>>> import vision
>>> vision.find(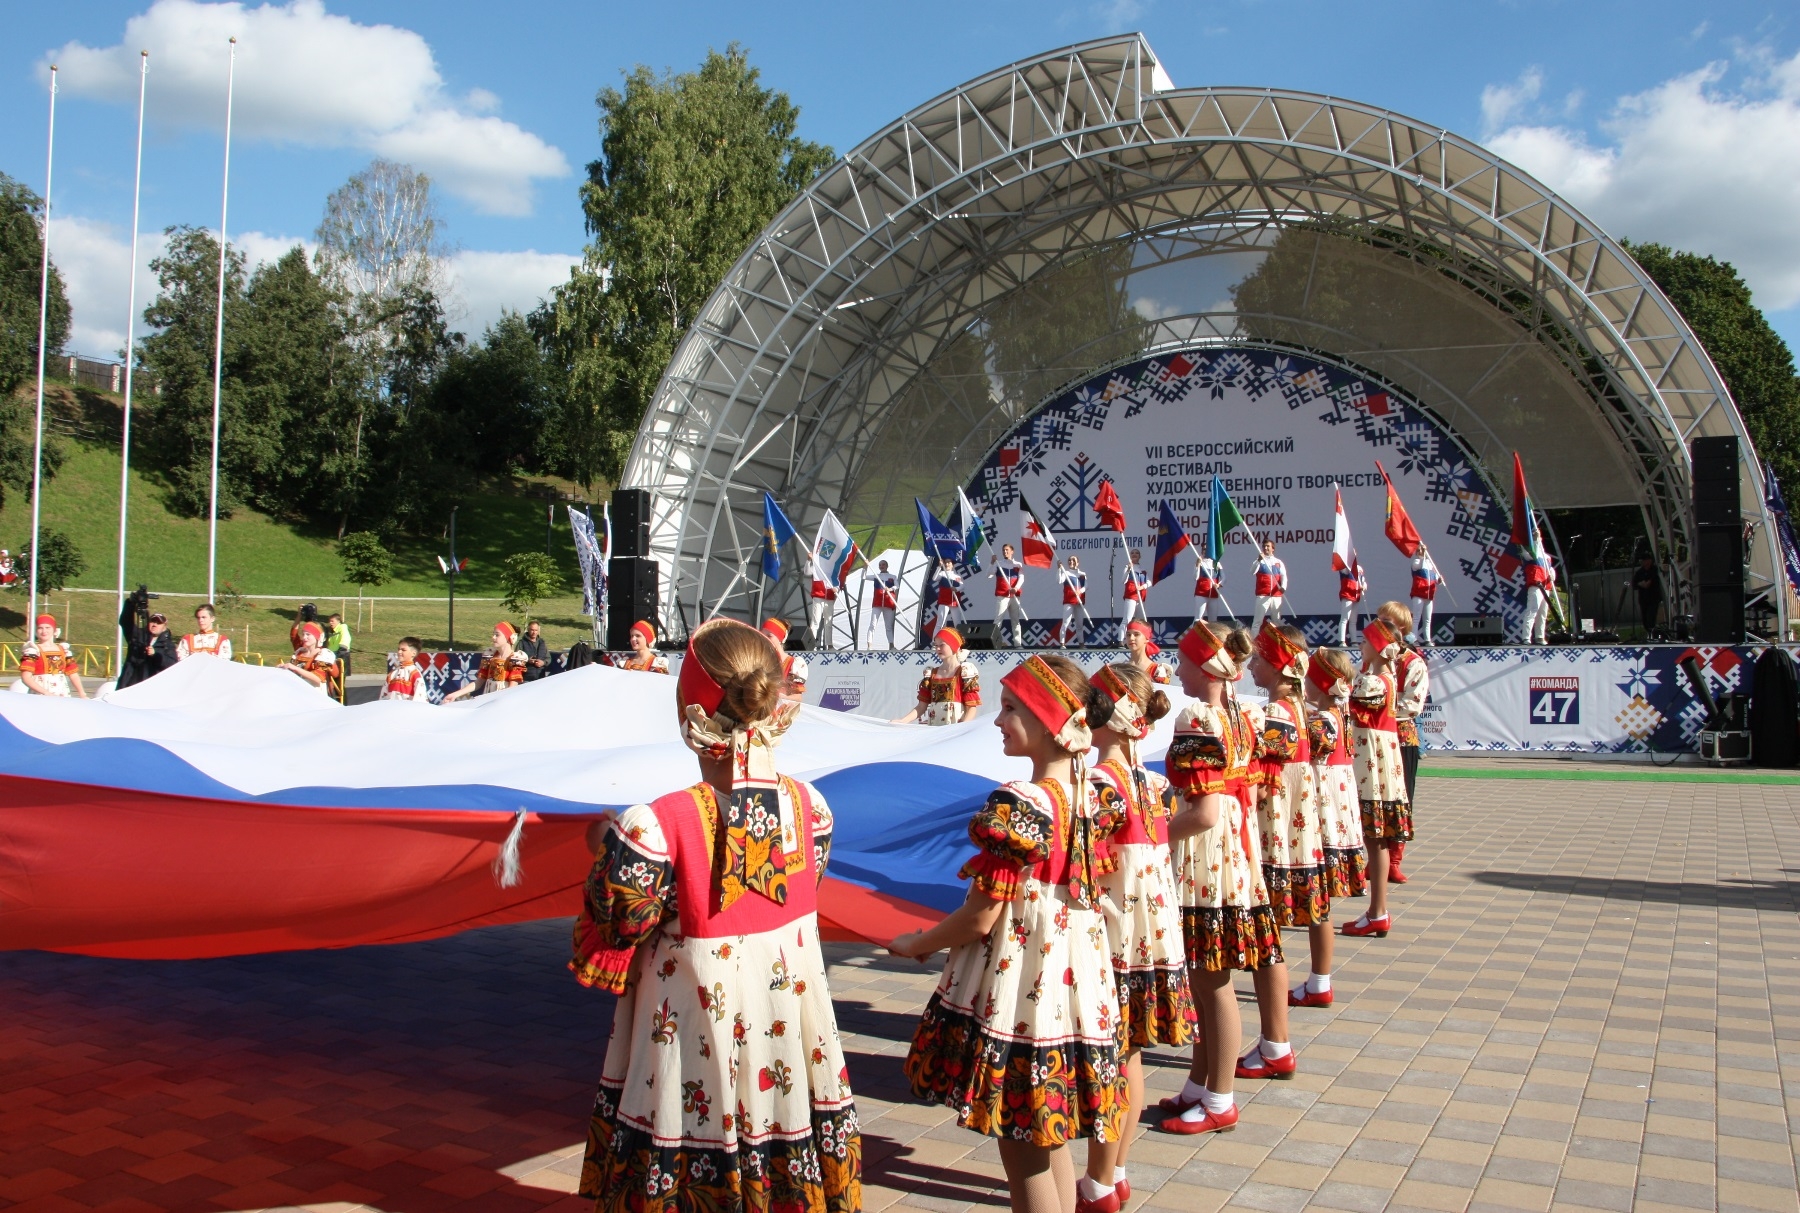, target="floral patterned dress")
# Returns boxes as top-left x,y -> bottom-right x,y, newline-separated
1349,672 -> 1411,844
1255,697 -> 1328,926
1165,699 -> 1282,971
1309,706 -> 1367,897
916,663 -> 981,725
1090,760 -> 1195,1048
570,777 -> 860,1213
904,779 -> 1128,1146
